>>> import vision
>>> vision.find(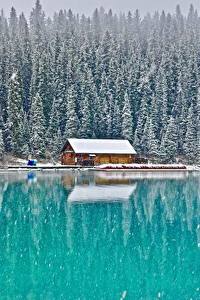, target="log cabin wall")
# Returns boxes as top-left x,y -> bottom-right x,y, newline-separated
61,152 -> 76,165
61,153 -> 135,165
94,154 -> 134,165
